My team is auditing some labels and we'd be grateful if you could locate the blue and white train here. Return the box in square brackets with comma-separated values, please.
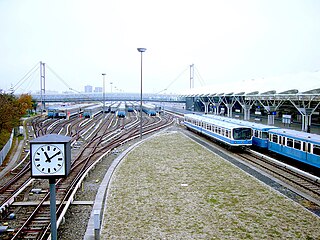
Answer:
[110, 102, 120, 113]
[268, 128, 320, 169]
[103, 103, 112, 113]
[202, 114, 320, 169]
[202, 115, 278, 149]
[117, 103, 126, 118]
[83, 104, 102, 118]
[126, 102, 134, 112]
[184, 114, 253, 147]
[142, 103, 157, 116]
[47, 106, 59, 118]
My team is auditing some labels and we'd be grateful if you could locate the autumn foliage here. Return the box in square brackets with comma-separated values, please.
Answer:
[0, 93, 33, 149]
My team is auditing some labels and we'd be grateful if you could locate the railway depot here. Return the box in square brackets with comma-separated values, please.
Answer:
[1, 95, 320, 239]
[77, 130, 320, 239]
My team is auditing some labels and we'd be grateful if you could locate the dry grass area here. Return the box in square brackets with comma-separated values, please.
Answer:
[101, 131, 320, 239]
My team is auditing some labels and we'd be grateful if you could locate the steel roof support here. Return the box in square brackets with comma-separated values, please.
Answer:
[235, 96, 256, 121]
[289, 98, 320, 132]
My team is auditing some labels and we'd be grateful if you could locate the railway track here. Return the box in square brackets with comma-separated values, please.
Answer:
[237, 150, 320, 203]
[0, 111, 175, 239]
[182, 128, 320, 214]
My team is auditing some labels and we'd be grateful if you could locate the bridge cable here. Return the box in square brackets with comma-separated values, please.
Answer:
[46, 64, 96, 101]
[10, 62, 39, 93]
[157, 66, 189, 94]
[194, 66, 206, 87]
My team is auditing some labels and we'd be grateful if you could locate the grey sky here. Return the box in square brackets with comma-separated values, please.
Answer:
[1, 0, 320, 94]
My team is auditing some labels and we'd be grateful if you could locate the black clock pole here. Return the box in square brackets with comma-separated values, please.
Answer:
[49, 178, 57, 240]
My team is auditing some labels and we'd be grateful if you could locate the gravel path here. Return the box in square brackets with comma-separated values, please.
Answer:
[100, 131, 320, 239]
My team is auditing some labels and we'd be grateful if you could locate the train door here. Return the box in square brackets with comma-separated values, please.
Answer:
[279, 135, 283, 153]
[303, 141, 310, 162]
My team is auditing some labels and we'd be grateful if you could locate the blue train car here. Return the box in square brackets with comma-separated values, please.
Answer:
[110, 102, 120, 113]
[268, 128, 320, 168]
[55, 103, 89, 119]
[203, 115, 279, 149]
[117, 103, 126, 118]
[142, 104, 157, 116]
[126, 102, 134, 112]
[56, 105, 79, 119]
[184, 114, 252, 147]
[47, 106, 58, 118]
[83, 104, 102, 118]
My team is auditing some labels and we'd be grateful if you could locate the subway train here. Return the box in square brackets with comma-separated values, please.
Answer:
[47, 104, 85, 119]
[117, 102, 126, 118]
[83, 104, 102, 118]
[110, 102, 120, 113]
[47, 106, 60, 118]
[126, 102, 134, 112]
[202, 114, 320, 169]
[184, 114, 253, 147]
[142, 103, 157, 116]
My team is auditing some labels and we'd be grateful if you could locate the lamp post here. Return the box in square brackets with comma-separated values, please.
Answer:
[102, 73, 106, 114]
[137, 48, 147, 139]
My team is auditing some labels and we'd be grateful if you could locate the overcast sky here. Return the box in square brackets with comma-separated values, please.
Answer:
[1, 0, 320, 94]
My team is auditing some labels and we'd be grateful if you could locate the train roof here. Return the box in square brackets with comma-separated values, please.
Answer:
[47, 106, 60, 110]
[202, 114, 279, 131]
[83, 104, 102, 110]
[268, 128, 320, 143]
[235, 121, 279, 131]
[185, 114, 251, 129]
[55, 103, 89, 110]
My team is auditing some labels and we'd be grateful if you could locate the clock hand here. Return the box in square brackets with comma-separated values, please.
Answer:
[48, 151, 61, 160]
[44, 152, 51, 163]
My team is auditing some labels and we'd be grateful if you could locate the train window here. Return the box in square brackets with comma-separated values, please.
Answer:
[233, 128, 252, 140]
[313, 144, 320, 156]
[287, 138, 293, 148]
[224, 128, 227, 136]
[254, 130, 259, 138]
[272, 134, 278, 143]
[294, 140, 301, 150]
[262, 132, 268, 139]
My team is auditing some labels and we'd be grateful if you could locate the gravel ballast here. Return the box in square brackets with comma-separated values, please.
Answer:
[101, 131, 320, 239]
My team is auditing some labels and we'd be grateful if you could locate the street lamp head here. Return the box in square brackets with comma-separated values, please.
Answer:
[137, 48, 147, 53]
[102, 73, 106, 76]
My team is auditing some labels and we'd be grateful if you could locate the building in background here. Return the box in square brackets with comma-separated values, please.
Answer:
[84, 85, 93, 93]
[94, 87, 102, 92]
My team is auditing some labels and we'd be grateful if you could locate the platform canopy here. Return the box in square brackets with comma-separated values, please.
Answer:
[180, 71, 320, 96]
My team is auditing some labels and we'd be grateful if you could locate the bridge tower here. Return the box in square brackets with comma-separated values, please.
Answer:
[40, 61, 46, 113]
[190, 64, 194, 89]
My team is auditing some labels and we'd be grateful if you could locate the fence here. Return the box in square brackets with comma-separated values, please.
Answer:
[0, 130, 14, 165]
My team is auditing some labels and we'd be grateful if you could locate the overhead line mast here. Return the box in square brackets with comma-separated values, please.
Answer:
[40, 61, 46, 114]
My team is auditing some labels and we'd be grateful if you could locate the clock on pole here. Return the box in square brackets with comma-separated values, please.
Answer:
[30, 134, 72, 178]
[30, 134, 72, 240]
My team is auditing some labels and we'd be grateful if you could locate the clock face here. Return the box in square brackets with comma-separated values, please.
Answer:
[32, 144, 65, 175]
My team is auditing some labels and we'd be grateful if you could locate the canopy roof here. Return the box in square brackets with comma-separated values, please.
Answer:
[180, 71, 320, 96]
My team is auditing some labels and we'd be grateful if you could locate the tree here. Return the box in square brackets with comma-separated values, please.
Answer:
[0, 93, 34, 149]
[0, 94, 18, 135]
[17, 94, 33, 116]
